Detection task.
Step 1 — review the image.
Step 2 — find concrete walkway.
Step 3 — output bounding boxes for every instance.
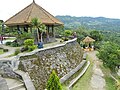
[87,51,106,90]
[0,44,21,59]
[0,38,62,59]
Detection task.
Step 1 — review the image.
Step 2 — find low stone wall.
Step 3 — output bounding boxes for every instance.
[18,38,83,90]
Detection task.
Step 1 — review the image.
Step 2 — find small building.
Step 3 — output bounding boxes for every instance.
[5,0,63,43]
[83,36,95,51]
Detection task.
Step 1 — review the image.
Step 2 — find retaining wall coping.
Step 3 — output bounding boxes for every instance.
[15,38,77,59]
[68,61,90,88]
[60,60,86,83]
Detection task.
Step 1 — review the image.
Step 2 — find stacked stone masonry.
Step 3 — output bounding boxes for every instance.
[18,39,83,90]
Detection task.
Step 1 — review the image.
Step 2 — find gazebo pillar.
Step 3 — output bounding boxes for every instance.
[52,25,54,37]
[17,25,21,34]
[46,25,50,42]
[30,26,32,33]
[47,25,50,33]
[23,25,28,33]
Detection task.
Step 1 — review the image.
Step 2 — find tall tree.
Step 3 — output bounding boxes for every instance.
[47,70,62,90]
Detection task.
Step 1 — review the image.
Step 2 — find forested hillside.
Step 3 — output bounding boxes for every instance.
[56,15,120,32]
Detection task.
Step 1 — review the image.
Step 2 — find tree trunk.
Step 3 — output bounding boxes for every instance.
[41,32,43,42]
[37,29,40,43]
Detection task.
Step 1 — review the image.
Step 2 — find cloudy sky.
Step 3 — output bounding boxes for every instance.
[0,0,120,21]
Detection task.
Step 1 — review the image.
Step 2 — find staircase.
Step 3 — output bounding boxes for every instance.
[5,78,26,90]
[15,70,35,90]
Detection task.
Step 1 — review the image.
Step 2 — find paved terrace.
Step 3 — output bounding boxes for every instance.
[0,38,62,60]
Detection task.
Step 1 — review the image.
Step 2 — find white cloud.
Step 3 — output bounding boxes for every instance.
[0,0,120,21]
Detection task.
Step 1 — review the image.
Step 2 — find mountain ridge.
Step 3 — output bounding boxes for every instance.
[56,15,120,32]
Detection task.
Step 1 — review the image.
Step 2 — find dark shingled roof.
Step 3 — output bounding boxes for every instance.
[5,1,63,26]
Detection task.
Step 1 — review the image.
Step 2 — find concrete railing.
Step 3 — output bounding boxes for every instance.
[60,60,86,83]
[68,61,90,88]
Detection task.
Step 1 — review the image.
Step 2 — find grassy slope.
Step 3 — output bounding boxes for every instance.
[72,53,117,90]
[100,64,117,90]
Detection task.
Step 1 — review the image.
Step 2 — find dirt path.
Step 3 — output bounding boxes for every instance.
[87,51,106,90]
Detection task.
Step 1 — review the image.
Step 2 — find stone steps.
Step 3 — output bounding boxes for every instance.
[9,83,25,90]
[17,87,26,90]
[15,70,35,90]
[5,78,26,90]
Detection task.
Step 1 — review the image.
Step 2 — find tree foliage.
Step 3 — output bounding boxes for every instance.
[98,42,120,71]
[47,70,62,90]
[102,31,120,45]
[64,30,72,37]
[31,18,46,42]
[73,26,89,44]
[90,30,103,42]
[0,20,3,34]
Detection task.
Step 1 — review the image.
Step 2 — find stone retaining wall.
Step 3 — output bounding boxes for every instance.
[18,38,83,90]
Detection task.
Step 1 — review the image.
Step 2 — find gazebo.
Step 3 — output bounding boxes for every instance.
[83,36,95,51]
[5,0,63,43]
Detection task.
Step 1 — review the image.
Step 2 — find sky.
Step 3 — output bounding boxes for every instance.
[0,0,120,21]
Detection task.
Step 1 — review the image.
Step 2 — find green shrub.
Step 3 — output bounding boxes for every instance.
[47,70,62,90]
[14,49,20,55]
[23,39,36,51]
[28,45,36,51]
[64,30,72,37]
[61,37,68,41]
[11,42,20,47]
[6,42,12,46]
[19,33,33,39]
[0,47,3,49]
[3,49,8,52]
[24,39,34,47]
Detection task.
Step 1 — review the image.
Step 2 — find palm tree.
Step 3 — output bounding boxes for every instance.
[31,18,46,42]
[39,24,46,42]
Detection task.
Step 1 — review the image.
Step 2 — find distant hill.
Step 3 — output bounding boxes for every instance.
[56,15,120,32]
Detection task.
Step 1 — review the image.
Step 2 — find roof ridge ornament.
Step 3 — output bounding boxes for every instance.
[33,0,35,3]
